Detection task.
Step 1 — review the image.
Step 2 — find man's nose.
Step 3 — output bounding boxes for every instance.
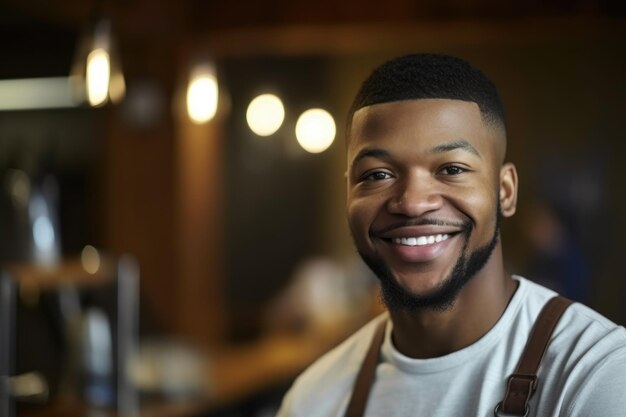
[386,174,443,217]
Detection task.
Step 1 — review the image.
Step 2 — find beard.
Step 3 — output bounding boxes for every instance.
[356,204,501,313]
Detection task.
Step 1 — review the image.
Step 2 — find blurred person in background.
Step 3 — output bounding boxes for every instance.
[521,200,590,304]
[277,54,626,416]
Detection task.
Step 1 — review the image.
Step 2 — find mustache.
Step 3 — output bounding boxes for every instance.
[371,217,472,236]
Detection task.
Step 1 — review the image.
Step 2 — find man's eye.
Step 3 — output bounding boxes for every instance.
[363,171,392,181]
[440,165,466,176]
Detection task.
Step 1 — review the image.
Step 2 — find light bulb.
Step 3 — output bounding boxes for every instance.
[86,48,111,107]
[295,108,336,153]
[246,94,285,136]
[187,64,218,124]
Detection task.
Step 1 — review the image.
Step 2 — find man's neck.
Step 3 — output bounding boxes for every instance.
[388,251,517,359]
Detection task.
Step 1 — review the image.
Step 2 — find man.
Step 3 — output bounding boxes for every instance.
[276,54,626,416]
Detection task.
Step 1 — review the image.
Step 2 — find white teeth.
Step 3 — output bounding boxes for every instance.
[393,234,450,246]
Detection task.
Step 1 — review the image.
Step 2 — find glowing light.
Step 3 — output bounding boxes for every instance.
[295,108,336,153]
[186,64,218,124]
[86,48,111,107]
[69,18,125,107]
[33,216,55,252]
[81,245,101,275]
[246,94,285,136]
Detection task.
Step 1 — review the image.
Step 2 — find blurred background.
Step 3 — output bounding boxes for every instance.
[0,1,625,416]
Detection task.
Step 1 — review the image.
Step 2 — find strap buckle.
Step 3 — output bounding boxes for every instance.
[497,373,537,416]
[494,401,530,417]
[508,373,538,392]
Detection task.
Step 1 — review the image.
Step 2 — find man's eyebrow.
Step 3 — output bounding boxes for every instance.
[352,148,391,166]
[429,139,482,158]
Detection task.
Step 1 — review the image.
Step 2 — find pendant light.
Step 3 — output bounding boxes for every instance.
[186,60,219,124]
[70,13,125,107]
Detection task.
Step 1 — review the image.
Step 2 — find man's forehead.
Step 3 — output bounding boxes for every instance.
[350,99,482,142]
[347,98,505,162]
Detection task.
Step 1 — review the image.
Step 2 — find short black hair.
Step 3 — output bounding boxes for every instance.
[348,53,506,132]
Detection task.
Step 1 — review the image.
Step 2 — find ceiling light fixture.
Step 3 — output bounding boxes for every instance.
[295,108,336,153]
[71,16,125,107]
[246,93,285,136]
[186,61,219,124]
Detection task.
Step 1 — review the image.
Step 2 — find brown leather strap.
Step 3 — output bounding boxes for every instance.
[344,318,387,417]
[498,296,573,416]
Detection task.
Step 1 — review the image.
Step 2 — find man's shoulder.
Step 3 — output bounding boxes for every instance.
[519,276,626,348]
[277,314,387,417]
[508,278,626,415]
[551,302,626,415]
[518,277,626,380]
[555,299,626,356]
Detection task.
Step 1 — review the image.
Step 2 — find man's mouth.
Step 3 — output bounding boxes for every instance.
[391,234,451,247]
[374,225,463,263]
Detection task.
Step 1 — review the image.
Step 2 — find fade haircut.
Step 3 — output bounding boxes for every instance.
[348,53,506,135]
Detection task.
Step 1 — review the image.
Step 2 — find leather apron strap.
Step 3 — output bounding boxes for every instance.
[344,318,387,417]
[496,295,572,416]
[344,296,572,417]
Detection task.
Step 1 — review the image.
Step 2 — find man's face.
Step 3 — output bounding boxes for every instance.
[346,99,513,311]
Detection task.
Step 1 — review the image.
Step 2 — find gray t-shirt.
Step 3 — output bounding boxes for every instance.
[277,277,626,416]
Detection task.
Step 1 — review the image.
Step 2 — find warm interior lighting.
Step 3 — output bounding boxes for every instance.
[81,245,101,275]
[295,108,336,153]
[71,18,124,107]
[186,64,218,124]
[86,48,111,107]
[246,94,285,136]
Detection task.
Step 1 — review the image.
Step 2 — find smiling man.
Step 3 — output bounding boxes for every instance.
[277,54,626,416]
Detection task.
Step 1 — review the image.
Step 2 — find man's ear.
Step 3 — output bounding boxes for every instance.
[499,162,518,217]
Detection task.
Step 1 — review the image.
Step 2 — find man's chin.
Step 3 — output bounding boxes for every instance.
[379,272,462,312]
[359,252,461,312]
[388,273,458,305]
